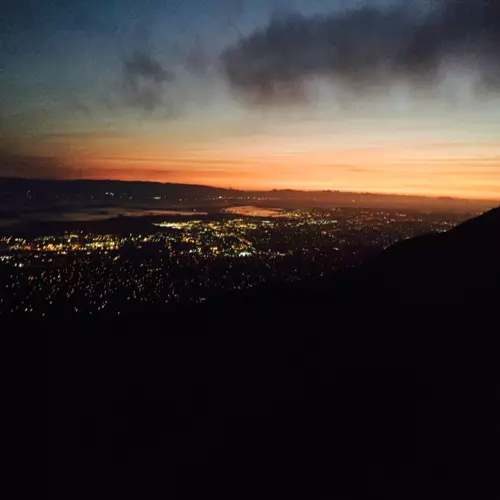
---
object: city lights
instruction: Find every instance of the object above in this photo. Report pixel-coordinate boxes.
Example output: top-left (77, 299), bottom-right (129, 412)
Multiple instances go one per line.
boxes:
top-left (0, 207), bottom-right (466, 317)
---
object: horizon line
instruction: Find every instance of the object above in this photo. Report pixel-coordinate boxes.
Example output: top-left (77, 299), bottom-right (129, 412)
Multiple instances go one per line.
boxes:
top-left (1, 175), bottom-right (499, 204)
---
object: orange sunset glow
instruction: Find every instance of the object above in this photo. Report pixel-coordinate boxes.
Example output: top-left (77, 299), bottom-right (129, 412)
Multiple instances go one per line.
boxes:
top-left (3, 0), bottom-right (500, 202)
top-left (27, 115), bottom-right (500, 200)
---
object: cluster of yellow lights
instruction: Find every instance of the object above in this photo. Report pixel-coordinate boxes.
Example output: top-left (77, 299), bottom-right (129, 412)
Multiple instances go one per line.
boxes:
top-left (153, 221), bottom-right (202, 229)
top-left (17, 242), bottom-right (120, 252)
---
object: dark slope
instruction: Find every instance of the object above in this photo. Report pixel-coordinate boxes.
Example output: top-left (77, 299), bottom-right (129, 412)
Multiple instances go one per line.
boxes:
top-left (40, 208), bottom-right (500, 498)
top-left (183, 205), bottom-right (500, 320)
top-left (339, 205), bottom-right (500, 304)
top-left (223, 203), bottom-right (500, 308)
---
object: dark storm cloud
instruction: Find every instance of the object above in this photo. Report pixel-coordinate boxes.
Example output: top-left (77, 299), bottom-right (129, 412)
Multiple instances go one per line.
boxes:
top-left (123, 52), bottom-right (175, 111)
top-left (221, 0), bottom-right (500, 103)
top-left (401, 0), bottom-right (500, 75)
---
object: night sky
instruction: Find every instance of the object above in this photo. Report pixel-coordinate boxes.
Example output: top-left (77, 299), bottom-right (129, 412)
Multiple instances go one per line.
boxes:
top-left (2, 0), bottom-right (500, 199)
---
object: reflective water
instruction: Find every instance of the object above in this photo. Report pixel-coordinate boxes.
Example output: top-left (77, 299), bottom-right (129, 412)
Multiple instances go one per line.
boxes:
top-left (224, 206), bottom-right (286, 217)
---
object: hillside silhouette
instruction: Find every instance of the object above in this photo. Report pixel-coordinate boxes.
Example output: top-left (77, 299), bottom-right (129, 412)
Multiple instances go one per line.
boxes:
top-left (340, 204), bottom-right (500, 305)
top-left (0, 177), bottom-right (495, 212)
top-left (194, 205), bottom-right (500, 317)
top-left (40, 207), bottom-right (500, 498)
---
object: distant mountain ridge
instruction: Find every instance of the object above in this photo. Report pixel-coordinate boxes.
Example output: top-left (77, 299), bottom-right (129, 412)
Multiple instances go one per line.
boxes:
top-left (0, 177), bottom-right (235, 200)
top-left (0, 177), bottom-right (497, 209)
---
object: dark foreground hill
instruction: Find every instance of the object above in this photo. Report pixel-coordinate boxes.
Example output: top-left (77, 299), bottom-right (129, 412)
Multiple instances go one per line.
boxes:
top-left (339, 204), bottom-right (500, 305)
top-left (193, 204), bottom-right (500, 315)
top-left (7, 208), bottom-right (500, 498)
